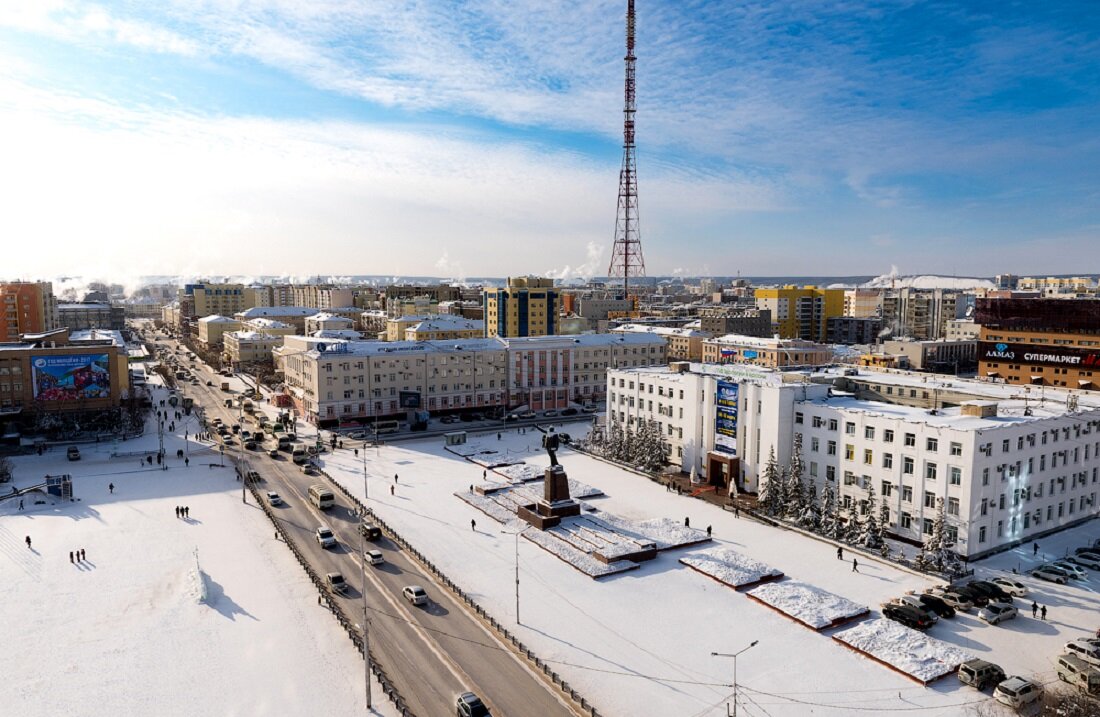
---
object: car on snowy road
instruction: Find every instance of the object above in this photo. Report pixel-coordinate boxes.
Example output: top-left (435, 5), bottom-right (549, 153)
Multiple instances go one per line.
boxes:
top-left (315, 527), bottom-right (336, 549)
top-left (365, 549), bottom-right (384, 566)
top-left (882, 603), bottom-right (933, 630)
top-left (991, 578), bottom-right (1029, 597)
top-left (1049, 561), bottom-right (1087, 580)
top-left (927, 588), bottom-right (974, 612)
top-left (326, 572), bottom-right (348, 595)
top-left (456, 691), bottom-right (490, 717)
top-left (1067, 553), bottom-right (1100, 570)
top-left (403, 585), bottom-right (428, 606)
top-left (978, 603), bottom-right (1018, 625)
top-left (67, 446), bottom-right (81, 461)
top-left (266, 491), bottom-right (283, 506)
top-left (1030, 566), bottom-right (1068, 584)
top-left (994, 676), bottom-right (1041, 709)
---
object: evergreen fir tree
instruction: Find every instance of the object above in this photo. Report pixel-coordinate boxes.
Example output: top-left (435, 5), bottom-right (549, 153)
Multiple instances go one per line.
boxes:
top-left (819, 483), bottom-right (838, 539)
top-left (860, 485), bottom-right (881, 549)
top-left (758, 447), bottom-right (781, 516)
top-left (877, 503), bottom-right (891, 557)
top-left (785, 433), bottom-right (807, 520)
top-left (800, 481), bottom-right (819, 531)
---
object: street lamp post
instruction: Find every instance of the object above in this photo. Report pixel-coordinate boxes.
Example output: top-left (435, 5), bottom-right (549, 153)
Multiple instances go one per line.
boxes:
top-left (500, 526), bottom-right (527, 624)
top-left (712, 640), bottom-right (758, 717)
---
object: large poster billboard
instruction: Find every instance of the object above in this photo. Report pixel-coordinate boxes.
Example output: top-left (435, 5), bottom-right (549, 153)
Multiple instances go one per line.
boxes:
top-left (32, 354), bottom-right (111, 401)
top-left (715, 380), bottom-right (739, 454)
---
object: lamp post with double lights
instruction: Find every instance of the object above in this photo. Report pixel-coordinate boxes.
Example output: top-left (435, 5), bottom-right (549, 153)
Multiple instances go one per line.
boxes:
top-left (500, 526), bottom-right (529, 624)
top-left (711, 639), bottom-right (758, 717)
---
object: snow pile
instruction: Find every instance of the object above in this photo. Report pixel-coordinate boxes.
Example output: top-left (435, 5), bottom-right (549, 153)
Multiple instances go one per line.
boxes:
top-left (189, 551), bottom-right (209, 605)
top-left (524, 528), bottom-right (639, 578)
top-left (497, 463), bottom-right (545, 483)
top-left (832, 618), bottom-right (976, 683)
top-left (679, 547), bottom-right (783, 589)
top-left (456, 490), bottom-right (516, 524)
top-left (860, 269), bottom-right (994, 291)
top-left (566, 510), bottom-right (708, 551)
top-left (745, 581), bottom-right (868, 629)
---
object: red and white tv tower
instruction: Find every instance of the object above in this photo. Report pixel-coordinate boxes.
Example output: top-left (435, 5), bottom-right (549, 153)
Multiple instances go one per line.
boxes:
top-left (606, 0), bottom-right (646, 303)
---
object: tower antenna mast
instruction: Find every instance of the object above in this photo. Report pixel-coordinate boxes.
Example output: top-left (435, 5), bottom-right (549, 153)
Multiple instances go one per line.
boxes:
top-left (607, 0), bottom-right (646, 305)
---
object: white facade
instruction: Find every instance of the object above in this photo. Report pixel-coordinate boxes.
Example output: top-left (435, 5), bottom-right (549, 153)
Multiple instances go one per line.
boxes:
top-left (607, 364), bottom-right (1100, 558)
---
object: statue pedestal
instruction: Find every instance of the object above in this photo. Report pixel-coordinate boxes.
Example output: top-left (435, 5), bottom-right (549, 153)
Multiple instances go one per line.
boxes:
top-left (518, 465), bottom-right (581, 529)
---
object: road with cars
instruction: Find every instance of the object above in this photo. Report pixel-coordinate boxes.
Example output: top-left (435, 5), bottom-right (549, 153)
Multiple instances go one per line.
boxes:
top-left (146, 332), bottom-right (577, 717)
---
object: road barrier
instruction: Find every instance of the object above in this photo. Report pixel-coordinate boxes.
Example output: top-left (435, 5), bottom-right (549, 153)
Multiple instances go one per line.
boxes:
top-left (321, 470), bottom-right (603, 717)
top-left (242, 476), bottom-right (417, 716)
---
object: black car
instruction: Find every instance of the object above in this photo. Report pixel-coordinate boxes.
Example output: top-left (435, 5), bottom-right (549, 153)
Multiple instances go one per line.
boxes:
top-left (561, 407), bottom-right (578, 416)
top-left (951, 585), bottom-right (989, 608)
top-left (456, 692), bottom-right (489, 717)
top-left (967, 581), bottom-right (1012, 603)
top-left (882, 603), bottom-right (934, 630)
top-left (914, 593), bottom-right (956, 618)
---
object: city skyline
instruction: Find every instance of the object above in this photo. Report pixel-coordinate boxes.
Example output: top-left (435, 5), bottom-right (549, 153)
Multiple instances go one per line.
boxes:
top-left (1, 2), bottom-right (1098, 279)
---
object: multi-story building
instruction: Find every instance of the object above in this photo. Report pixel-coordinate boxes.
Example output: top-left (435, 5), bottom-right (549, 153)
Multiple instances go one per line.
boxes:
top-left (827, 316), bottom-right (883, 345)
top-left (116, 297), bottom-right (164, 319)
top-left (697, 308), bottom-right (773, 338)
top-left (754, 286), bottom-right (844, 342)
top-left (196, 315), bottom-right (241, 347)
top-left (610, 324), bottom-right (708, 361)
top-left (880, 339), bottom-right (977, 373)
top-left (843, 289), bottom-right (883, 318)
top-left (0, 281), bottom-right (59, 342)
top-left (945, 319), bottom-right (980, 341)
top-left (57, 302), bottom-right (125, 331)
top-left (880, 288), bottom-right (961, 341)
top-left (385, 296), bottom-right (441, 319)
top-left (607, 364), bottom-right (1100, 559)
top-left (977, 298), bottom-right (1100, 390)
top-left (242, 318), bottom-right (295, 338)
top-left (0, 327), bottom-right (129, 414)
top-left (292, 285), bottom-right (355, 311)
top-left (701, 334), bottom-right (833, 368)
top-left (385, 284), bottom-right (462, 305)
top-left (182, 283), bottom-right (256, 318)
top-left (484, 276), bottom-right (561, 338)
top-left (359, 310), bottom-right (388, 338)
top-left (223, 331), bottom-right (282, 369)
top-left (305, 313), bottom-right (355, 335)
top-left (563, 292), bottom-right (635, 324)
top-left (234, 306), bottom-right (320, 333)
top-left (1017, 277), bottom-right (1094, 293)
top-left (402, 316), bottom-right (485, 342)
top-left (243, 286), bottom-right (273, 308)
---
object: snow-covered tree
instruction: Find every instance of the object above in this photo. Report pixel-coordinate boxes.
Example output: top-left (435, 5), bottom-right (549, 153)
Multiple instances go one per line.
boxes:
top-left (633, 420), bottom-right (669, 472)
top-left (843, 507), bottom-right (862, 544)
top-left (819, 483), bottom-right (839, 539)
top-left (922, 497), bottom-right (963, 574)
top-left (799, 479), bottom-right (820, 532)
top-left (878, 503), bottom-right (891, 558)
top-left (784, 434), bottom-right (807, 521)
top-left (585, 422), bottom-right (607, 455)
top-left (860, 485), bottom-right (882, 549)
top-left (757, 447), bottom-right (781, 516)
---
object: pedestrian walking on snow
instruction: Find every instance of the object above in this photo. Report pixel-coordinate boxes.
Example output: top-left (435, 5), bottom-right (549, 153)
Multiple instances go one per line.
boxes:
top-left (734, 505), bottom-right (740, 518)
top-left (185, 507), bottom-right (189, 518)
top-left (25, 536), bottom-right (31, 549)
top-left (394, 474), bottom-right (398, 483)
top-left (109, 483), bottom-right (114, 494)
top-left (79, 549), bottom-right (85, 561)
top-left (354, 449), bottom-right (358, 457)
top-left (684, 517), bottom-right (690, 528)
top-left (852, 559), bottom-right (859, 572)
top-left (706, 525), bottom-right (712, 537)
top-left (70, 551), bottom-right (74, 563)
top-left (471, 519), bottom-right (476, 531)
top-left (175, 506), bottom-right (180, 519)
top-left (1031, 601), bottom-right (1038, 617)
top-left (185, 457), bottom-right (189, 467)
top-left (1041, 605), bottom-right (1047, 621)
top-left (390, 485), bottom-right (394, 496)
top-left (18, 499), bottom-right (23, 510)
top-left (483, 470), bottom-right (487, 479)
top-left (1033, 542), bottom-right (1039, 556)
top-left (837, 547), bottom-right (843, 560)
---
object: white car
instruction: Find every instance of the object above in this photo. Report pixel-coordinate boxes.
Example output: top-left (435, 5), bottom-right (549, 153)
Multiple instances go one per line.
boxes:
top-left (927, 588), bottom-right (973, 612)
top-left (1064, 639), bottom-right (1100, 667)
top-left (1031, 567), bottom-right (1067, 584)
top-left (365, 549), bottom-right (384, 566)
top-left (978, 604), bottom-right (1018, 625)
top-left (266, 491), bottom-right (283, 506)
top-left (1067, 553), bottom-right (1100, 570)
top-left (402, 585), bottom-right (428, 606)
top-left (315, 526), bottom-right (337, 549)
top-left (1050, 561), bottom-right (1087, 580)
top-left (994, 677), bottom-right (1041, 709)
top-left (326, 572), bottom-right (348, 594)
top-left (990, 577), bottom-right (1028, 597)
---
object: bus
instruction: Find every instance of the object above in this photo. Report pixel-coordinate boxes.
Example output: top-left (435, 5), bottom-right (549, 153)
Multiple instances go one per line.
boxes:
top-left (308, 484), bottom-right (334, 510)
top-left (375, 419), bottom-right (401, 435)
top-left (291, 442), bottom-right (308, 464)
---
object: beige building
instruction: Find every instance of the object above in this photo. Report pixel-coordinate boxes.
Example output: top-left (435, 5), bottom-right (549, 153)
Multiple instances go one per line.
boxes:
top-left (360, 310), bottom-right (388, 337)
top-left (386, 296), bottom-right (441, 318)
top-left (403, 316), bottom-right (485, 341)
top-left (234, 306), bottom-right (318, 332)
top-left (196, 315), bottom-right (241, 347)
top-left (293, 285), bottom-right (354, 310)
top-left (0, 328), bottom-right (129, 413)
top-left (242, 317), bottom-right (295, 338)
top-left (945, 319), bottom-right (980, 341)
top-left (610, 324), bottom-right (709, 361)
top-left (702, 334), bottom-right (833, 368)
top-left (184, 283), bottom-right (257, 318)
top-left (223, 331), bottom-right (282, 368)
top-left (843, 288), bottom-right (883, 318)
top-left (305, 313), bottom-right (355, 334)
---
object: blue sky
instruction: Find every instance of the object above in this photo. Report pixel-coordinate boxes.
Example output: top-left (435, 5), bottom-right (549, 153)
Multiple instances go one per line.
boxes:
top-left (1, 1), bottom-right (1098, 280)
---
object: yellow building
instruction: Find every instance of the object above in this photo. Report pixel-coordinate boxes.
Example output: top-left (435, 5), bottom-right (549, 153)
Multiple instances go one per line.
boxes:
top-left (196, 315), bottom-right (241, 346)
top-left (183, 282), bottom-right (258, 318)
top-left (403, 316), bottom-right (485, 341)
top-left (754, 286), bottom-right (844, 342)
top-left (483, 276), bottom-right (561, 338)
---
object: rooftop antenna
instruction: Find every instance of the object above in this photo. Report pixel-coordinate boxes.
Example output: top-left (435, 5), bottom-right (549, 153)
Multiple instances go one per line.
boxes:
top-left (607, 0), bottom-right (646, 308)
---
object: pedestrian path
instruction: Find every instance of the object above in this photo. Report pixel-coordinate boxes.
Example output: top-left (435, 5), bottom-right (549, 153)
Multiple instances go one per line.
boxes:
top-left (0, 522), bottom-right (42, 581)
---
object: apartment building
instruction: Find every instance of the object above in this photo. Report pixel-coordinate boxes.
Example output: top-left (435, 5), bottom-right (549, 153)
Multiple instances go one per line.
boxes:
top-left (360, 310), bottom-right (388, 337)
top-left (305, 313), bottom-right (355, 335)
top-left (977, 297), bottom-right (1100, 390)
top-left (484, 276), bottom-right (561, 338)
top-left (234, 306), bottom-right (319, 332)
top-left (196, 315), bottom-right (241, 347)
top-left (292, 285), bottom-right (355, 311)
top-left (843, 289), bottom-right (883, 318)
top-left (0, 327), bottom-right (129, 413)
top-left (242, 318), bottom-right (295, 338)
top-left (702, 334), bottom-right (833, 368)
top-left (610, 324), bottom-right (708, 361)
top-left (881, 288), bottom-right (961, 341)
top-left (697, 308), bottom-right (773, 338)
top-left (182, 283), bottom-right (257, 318)
top-left (223, 331), bottom-right (282, 368)
top-left (945, 319), bottom-right (980, 341)
top-left (608, 364), bottom-right (1100, 558)
top-left (0, 281), bottom-right (59, 342)
top-left (754, 286), bottom-right (844, 342)
top-left (1017, 277), bottom-right (1095, 293)
top-left (402, 316), bottom-right (485, 341)
top-left (827, 316), bottom-right (883, 345)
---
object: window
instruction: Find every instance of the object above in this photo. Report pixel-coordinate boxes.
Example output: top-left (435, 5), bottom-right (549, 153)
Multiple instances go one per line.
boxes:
top-left (1002, 439), bottom-right (1010, 453)
top-left (924, 491), bottom-right (936, 508)
top-left (811, 437), bottom-right (819, 452)
top-left (844, 444), bottom-right (855, 461)
top-left (925, 463), bottom-right (938, 481)
top-left (950, 442), bottom-right (962, 457)
top-left (810, 462), bottom-right (818, 477)
top-left (904, 433), bottom-right (916, 447)
top-left (923, 518), bottom-right (934, 535)
top-left (864, 426), bottom-right (875, 440)
top-left (795, 411), bottom-right (804, 424)
top-left (947, 497), bottom-right (960, 516)
top-left (863, 449), bottom-right (873, 465)
top-left (826, 466), bottom-right (836, 481)
top-left (978, 526), bottom-right (986, 543)
top-left (845, 422), bottom-right (855, 435)
top-left (949, 467), bottom-right (961, 485)
top-left (902, 486), bottom-right (913, 502)
top-left (883, 429), bottom-right (894, 443)
top-left (828, 419), bottom-right (838, 431)
top-left (980, 498), bottom-right (988, 516)
top-left (926, 437), bottom-right (938, 452)
top-left (982, 467), bottom-right (990, 486)
top-left (882, 452), bottom-right (893, 469)
top-left (903, 457), bottom-right (914, 475)
top-left (827, 440), bottom-right (837, 456)
top-left (901, 512), bottom-right (912, 529)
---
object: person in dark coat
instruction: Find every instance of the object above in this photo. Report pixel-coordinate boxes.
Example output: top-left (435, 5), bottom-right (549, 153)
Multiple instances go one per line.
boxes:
top-left (70, 551), bottom-right (74, 563)
top-left (79, 549), bottom-right (85, 561)
top-left (25, 536), bottom-right (31, 549)
top-left (108, 483), bottom-right (114, 494)
top-left (1031, 601), bottom-right (1038, 617)
top-left (1041, 605), bottom-right (1047, 621)
top-left (471, 519), bottom-right (476, 531)
top-left (852, 559), bottom-right (859, 572)
top-left (706, 525), bottom-right (712, 537)
top-left (684, 517), bottom-right (690, 527)
top-left (837, 547), bottom-right (843, 560)
top-left (175, 506), bottom-right (180, 518)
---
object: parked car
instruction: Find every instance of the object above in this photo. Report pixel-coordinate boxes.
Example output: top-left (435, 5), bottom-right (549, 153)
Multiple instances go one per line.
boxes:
top-left (326, 572), bottom-right (348, 594)
top-left (66, 446), bottom-right (81, 461)
top-left (967, 581), bottom-right (1013, 603)
top-left (952, 586), bottom-right (989, 608)
top-left (456, 691), bottom-right (490, 717)
top-left (1050, 561), bottom-right (1087, 580)
top-left (958, 659), bottom-right (1006, 690)
top-left (244, 441), bottom-right (258, 450)
top-left (994, 677), bottom-right (1041, 710)
top-left (402, 585), bottom-right (428, 606)
top-left (1032, 566), bottom-right (1068, 584)
top-left (897, 595), bottom-right (939, 622)
top-left (911, 593), bottom-right (956, 618)
top-left (1064, 639), bottom-right (1100, 667)
top-left (520, 411), bottom-right (536, 419)
top-left (978, 604), bottom-right (1018, 625)
top-left (882, 603), bottom-right (934, 630)
top-left (365, 549), bottom-right (384, 566)
top-left (990, 577), bottom-right (1029, 597)
top-left (315, 526), bottom-right (336, 549)
top-left (561, 408), bottom-right (578, 416)
top-left (927, 588), bottom-right (974, 612)
top-left (265, 491), bottom-right (283, 506)
top-left (1074, 547), bottom-right (1100, 558)
top-left (1067, 553), bottom-right (1100, 570)
top-left (543, 410), bottom-right (559, 417)
top-left (1055, 653), bottom-right (1100, 695)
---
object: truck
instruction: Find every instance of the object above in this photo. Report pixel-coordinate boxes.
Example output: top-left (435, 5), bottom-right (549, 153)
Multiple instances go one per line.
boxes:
top-left (220, 381), bottom-right (230, 392)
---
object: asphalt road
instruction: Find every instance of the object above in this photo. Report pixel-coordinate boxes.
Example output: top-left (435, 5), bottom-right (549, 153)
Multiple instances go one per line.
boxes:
top-left (148, 333), bottom-right (577, 717)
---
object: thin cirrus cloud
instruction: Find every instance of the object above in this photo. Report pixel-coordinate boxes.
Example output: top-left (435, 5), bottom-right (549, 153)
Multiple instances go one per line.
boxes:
top-left (1, 0), bottom-right (1099, 278)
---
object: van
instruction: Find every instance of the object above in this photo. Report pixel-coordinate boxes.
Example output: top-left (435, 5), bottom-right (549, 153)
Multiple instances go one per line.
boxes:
top-left (1056, 653), bottom-right (1100, 695)
top-left (309, 484), bottom-right (334, 510)
top-left (291, 443), bottom-right (308, 464)
top-left (1065, 639), bottom-right (1100, 667)
top-left (958, 659), bottom-right (1006, 690)
top-left (993, 677), bottom-right (1041, 709)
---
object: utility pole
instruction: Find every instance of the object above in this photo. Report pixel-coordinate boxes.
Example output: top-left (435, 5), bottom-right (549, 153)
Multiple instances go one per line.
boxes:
top-left (501, 526), bottom-right (527, 624)
top-left (712, 640), bottom-right (758, 717)
top-left (358, 467), bottom-right (372, 710)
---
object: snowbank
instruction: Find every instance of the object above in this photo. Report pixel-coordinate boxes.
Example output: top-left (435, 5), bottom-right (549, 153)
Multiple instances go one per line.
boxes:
top-left (524, 527), bottom-right (639, 578)
top-left (745, 581), bottom-right (868, 629)
top-left (679, 547), bottom-right (783, 589)
top-left (832, 618), bottom-right (975, 683)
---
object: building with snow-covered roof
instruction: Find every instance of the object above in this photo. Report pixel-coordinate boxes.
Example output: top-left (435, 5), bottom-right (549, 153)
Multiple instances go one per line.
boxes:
top-left (234, 306), bottom-right (317, 331)
top-left (305, 313), bottom-right (354, 335)
top-left (196, 315), bottom-right (240, 347)
top-left (310, 330), bottom-right (362, 340)
top-left (607, 363), bottom-right (1100, 559)
top-left (702, 334), bottom-right (833, 368)
top-left (403, 316), bottom-right (485, 342)
top-left (610, 324), bottom-right (709, 361)
top-left (223, 331), bottom-right (282, 368)
top-left (58, 302), bottom-right (125, 331)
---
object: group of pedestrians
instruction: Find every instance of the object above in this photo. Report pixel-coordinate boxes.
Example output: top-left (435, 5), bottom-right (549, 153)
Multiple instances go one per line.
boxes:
top-left (1030, 602), bottom-right (1048, 621)
top-left (175, 505), bottom-right (191, 519)
top-left (69, 548), bottom-right (87, 563)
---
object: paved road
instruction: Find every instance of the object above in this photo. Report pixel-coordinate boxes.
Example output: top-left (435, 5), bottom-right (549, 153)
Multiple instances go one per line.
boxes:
top-left (148, 334), bottom-right (576, 717)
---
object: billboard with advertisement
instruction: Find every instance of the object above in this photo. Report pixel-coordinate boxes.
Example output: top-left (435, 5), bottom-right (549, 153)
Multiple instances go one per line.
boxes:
top-left (31, 354), bottom-right (111, 401)
top-left (715, 380), bottom-right (739, 454)
top-left (398, 391), bottom-right (421, 409)
top-left (979, 341), bottom-right (1100, 370)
